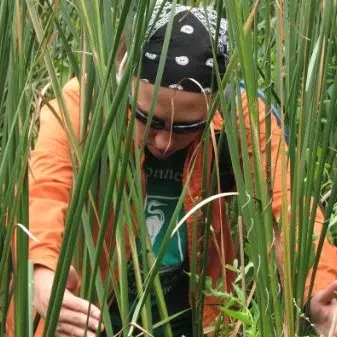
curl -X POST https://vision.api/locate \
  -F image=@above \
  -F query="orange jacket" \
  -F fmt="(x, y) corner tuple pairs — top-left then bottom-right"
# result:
(6, 78), (337, 336)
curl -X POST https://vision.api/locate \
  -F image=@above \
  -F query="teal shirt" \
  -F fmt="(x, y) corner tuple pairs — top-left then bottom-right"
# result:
(107, 148), (192, 337)
(143, 147), (187, 266)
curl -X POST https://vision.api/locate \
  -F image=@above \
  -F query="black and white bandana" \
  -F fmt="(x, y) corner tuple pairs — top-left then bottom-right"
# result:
(139, 2), (229, 93)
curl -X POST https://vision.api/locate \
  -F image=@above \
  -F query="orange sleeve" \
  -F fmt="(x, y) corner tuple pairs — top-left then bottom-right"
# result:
(239, 92), (289, 220)
(240, 91), (337, 302)
(304, 210), (337, 301)
(29, 78), (80, 271)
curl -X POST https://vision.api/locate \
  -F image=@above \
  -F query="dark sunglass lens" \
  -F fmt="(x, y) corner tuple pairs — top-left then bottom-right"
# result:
(172, 127), (192, 134)
(135, 110), (147, 124)
(135, 109), (165, 130)
(172, 122), (207, 134)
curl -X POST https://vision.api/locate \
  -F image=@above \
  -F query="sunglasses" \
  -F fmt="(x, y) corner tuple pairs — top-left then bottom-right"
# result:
(131, 104), (207, 135)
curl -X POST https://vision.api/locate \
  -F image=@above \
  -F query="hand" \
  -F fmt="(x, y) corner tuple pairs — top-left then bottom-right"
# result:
(310, 281), (337, 337)
(34, 265), (103, 337)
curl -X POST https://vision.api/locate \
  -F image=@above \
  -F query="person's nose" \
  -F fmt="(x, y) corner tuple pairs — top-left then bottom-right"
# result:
(153, 130), (172, 154)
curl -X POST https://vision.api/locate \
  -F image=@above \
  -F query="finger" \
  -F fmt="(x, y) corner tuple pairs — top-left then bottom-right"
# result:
(59, 307), (101, 332)
(315, 280), (337, 304)
(56, 322), (96, 337)
(62, 290), (101, 319)
(66, 266), (79, 293)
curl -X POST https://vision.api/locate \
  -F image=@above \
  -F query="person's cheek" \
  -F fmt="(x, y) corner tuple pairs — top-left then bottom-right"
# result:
(135, 121), (159, 149)
(175, 133), (199, 150)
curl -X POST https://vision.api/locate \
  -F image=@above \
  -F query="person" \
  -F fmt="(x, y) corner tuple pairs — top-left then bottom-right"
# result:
(6, 2), (337, 337)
